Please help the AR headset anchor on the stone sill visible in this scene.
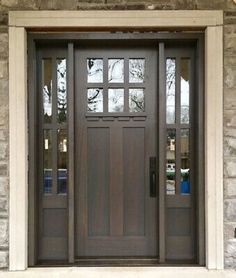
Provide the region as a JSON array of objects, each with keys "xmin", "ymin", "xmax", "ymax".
[{"xmin": 0, "ymin": 267, "xmax": 236, "ymax": 278}]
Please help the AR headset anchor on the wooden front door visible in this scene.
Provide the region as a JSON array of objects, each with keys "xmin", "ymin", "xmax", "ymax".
[
  {"xmin": 31, "ymin": 35, "xmax": 203, "ymax": 265},
  {"xmin": 75, "ymin": 42, "xmax": 158, "ymax": 257}
]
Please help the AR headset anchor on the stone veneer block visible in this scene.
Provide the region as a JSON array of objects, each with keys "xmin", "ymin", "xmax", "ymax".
[
  {"xmin": 225, "ymin": 199, "xmax": 236, "ymax": 221},
  {"xmin": 225, "ymin": 179, "xmax": 236, "ymax": 197},
  {"xmin": 0, "ymin": 251, "xmax": 8, "ymax": 268},
  {"xmin": 0, "ymin": 219, "xmax": 8, "ymax": 247}
]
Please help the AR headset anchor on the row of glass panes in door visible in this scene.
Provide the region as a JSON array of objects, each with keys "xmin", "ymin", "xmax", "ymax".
[{"xmin": 87, "ymin": 58, "xmax": 145, "ymax": 113}]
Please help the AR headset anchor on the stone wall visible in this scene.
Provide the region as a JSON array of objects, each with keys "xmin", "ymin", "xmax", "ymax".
[{"xmin": 0, "ymin": 0, "xmax": 235, "ymax": 270}]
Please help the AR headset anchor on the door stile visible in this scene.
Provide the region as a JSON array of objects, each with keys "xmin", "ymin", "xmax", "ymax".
[
  {"xmin": 158, "ymin": 42, "xmax": 166, "ymax": 263},
  {"xmin": 68, "ymin": 42, "xmax": 75, "ymax": 263},
  {"xmin": 189, "ymin": 49, "xmax": 197, "ymax": 263}
]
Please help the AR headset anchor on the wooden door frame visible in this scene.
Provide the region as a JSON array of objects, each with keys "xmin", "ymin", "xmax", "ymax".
[
  {"xmin": 28, "ymin": 34, "xmax": 203, "ymax": 266},
  {"xmin": 9, "ymin": 10, "xmax": 223, "ymax": 271}
]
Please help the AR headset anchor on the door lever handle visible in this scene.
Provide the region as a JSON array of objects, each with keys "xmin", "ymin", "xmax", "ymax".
[{"xmin": 150, "ymin": 157, "xmax": 157, "ymax": 197}]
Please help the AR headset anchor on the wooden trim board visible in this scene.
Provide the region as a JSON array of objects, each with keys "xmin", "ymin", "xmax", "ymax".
[{"xmin": 8, "ymin": 10, "xmax": 224, "ymax": 271}]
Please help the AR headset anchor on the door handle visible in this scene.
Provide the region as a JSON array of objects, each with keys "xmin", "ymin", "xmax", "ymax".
[{"xmin": 150, "ymin": 157, "xmax": 157, "ymax": 197}]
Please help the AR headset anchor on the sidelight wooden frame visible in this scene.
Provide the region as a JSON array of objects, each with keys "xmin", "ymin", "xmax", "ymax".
[{"xmin": 9, "ymin": 11, "xmax": 223, "ymax": 271}]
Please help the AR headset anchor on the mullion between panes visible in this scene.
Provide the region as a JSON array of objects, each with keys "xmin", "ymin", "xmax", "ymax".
[
  {"xmin": 103, "ymin": 58, "xmax": 108, "ymax": 113},
  {"xmin": 124, "ymin": 57, "xmax": 129, "ymax": 113},
  {"xmin": 52, "ymin": 57, "xmax": 58, "ymax": 195},
  {"xmin": 175, "ymin": 57, "xmax": 181, "ymax": 195}
]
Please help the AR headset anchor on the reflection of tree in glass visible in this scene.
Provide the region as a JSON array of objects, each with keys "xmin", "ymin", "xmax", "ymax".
[
  {"xmin": 87, "ymin": 89, "xmax": 103, "ymax": 112},
  {"xmin": 43, "ymin": 82, "xmax": 52, "ymax": 123},
  {"xmin": 166, "ymin": 59, "xmax": 175, "ymax": 93},
  {"xmin": 57, "ymin": 59, "xmax": 67, "ymax": 123},
  {"xmin": 129, "ymin": 59, "xmax": 145, "ymax": 83},
  {"xmin": 87, "ymin": 59, "xmax": 103, "ymax": 83},
  {"xmin": 181, "ymin": 106, "xmax": 189, "ymax": 123},
  {"xmin": 108, "ymin": 89, "xmax": 124, "ymax": 112},
  {"xmin": 108, "ymin": 59, "xmax": 124, "ymax": 83},
  {"xmin": 166, "ymin": 59, "xmax": 175, "ymax": 124},
  {"xmin": 129, "ymin": 89, "xmax": 144, "ymax": 112}
]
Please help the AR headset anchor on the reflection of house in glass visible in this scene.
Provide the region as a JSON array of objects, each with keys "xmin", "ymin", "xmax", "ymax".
[{"xmin": 166, "ymin": 130, "xmax": 190, "ymax": 195}]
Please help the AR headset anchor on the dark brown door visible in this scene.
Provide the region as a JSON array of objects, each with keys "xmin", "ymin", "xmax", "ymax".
[
  {"xmin": 75, "ymin": 42, "xmax": 158, "ymax": 257},
  {"xmin": 32, "ymin": 37, "xmax": 202, "ymax": 265}
]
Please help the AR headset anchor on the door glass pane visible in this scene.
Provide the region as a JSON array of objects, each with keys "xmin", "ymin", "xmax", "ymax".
[
  {"xmin": 57, "ymin": 59, "xmax": 67, "ymax": 123},
  {"xmin": 181, "ymin": 58, "xmax": 190, "ymax": 124},
  {"xmin": 87, "ymin": 88, "xmax": 103, "ymax": 112},
  {"xmin": 58, "ymin": 129, "xmax": 67, "ymax": 194},
  {"xmin": 44, "ymin": 130, "xmax": 52, "ymax": 194},
  {"xmin": 108, "ymin": 59, "xmax": 124, "ymax": 83},
  {"xmin": 129, "ymin": 59, "xmax": 145, "ymax": 83},
  {"xmin": 181, "ymin": 129, "xmax": 190, "ymax": 194},
  {"xmin": 42, "ymin": 59, "xmax": 52, "ymax": 123},
  {"xmin": 166, "ymin": 129, "xmax": 176, "ymax": 195},
  {"xmin": 108, "ymin": 88, "xmax": 124, "ymax": 112},
  {"xmin": 87, "ymin": 59, "xmax": 103, "ymax": 83},
  {"xmin": 166, "ymin": 58, "xmax": 176, "ymax": 124},
  {"xmin": 129, "ymin": 88, "xmax": 145, "ymax": 112}
]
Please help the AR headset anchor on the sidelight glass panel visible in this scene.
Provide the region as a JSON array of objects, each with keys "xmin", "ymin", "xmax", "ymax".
[
  {"xmin": 42, "ymin": 59, "xmax": 52, "ymax": 123},
  {"xmin": 166, "ymin": 129, "xmax": 176, "ymax": 195},
  {"xmin": 43, "ymin": 130, "xmax": 53, "ymax": 194},
  {"xmin": 87, "ymin": 59, "xmax": 103, "ymax": 83},
  {"xmin": 181, "ymin": 58, "xmax": 190, "ymax": 124},
  {"xmin": 166, "ymin": 58, "xmax": 176, "ymax": 124},
  {"xmin": 181, "ymin": 129, "xmax": 190, "ymax": 194},
  {"xmin": 87, "ymin": 88, "xmax": 103, "ymax": 112},
  {"xmin": 58, "ymin": 129, "xmax": 67, "ymax": 194},
  {"xmin": 108, "ymin": 88, "xmax": 124, "ymax": 112},
  {"xmin": 57, "ymin": 59, "xmax": 67, "ymax": 123},
  {"xmin": 129, "ymin": 88, "xmax": 145, "ymax": 112},
  {"xmin": 129, "ymin": 59, "xmax": 145, "ymax": 83},
  {"xmin": 108, "ymin": 59, "xmax": 124, "ymax": 83}
]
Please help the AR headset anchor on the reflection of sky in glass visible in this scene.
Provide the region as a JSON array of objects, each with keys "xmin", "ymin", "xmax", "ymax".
[
  {"xmin": 87, "ymin": 59, "xmax": 103, "ymax": 83},
  {"xmin": 108, "ymin": 88, "xmax": 124, "ymax": 112},
  {"xmin": 87, "ymin": 88, "xmax": 103, "ymax": 112},
  {"xmin": 57, "ymin": 59, "xmax": 67, "ymax": 123},
  {"xmin": 181, "ymin": 78, "xmax": 189, "ymax": 124},
  {"xmin": 129, "ymin": 88, "xmax": 145, "ymax": 112},
  {"xmin": 181, "ymin": 58, "xmax": 190, "ymax": 124},
  {"xmin": 166, "ymin": 59, "xmax": 175, "ymax": 124},
  {"xmin": 129, "ymin": 59, "xmax": 145, "ymax": 83},
  {"xmin": 108, "ymin": 59, "xmax": 124, "ymax": 83}
]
